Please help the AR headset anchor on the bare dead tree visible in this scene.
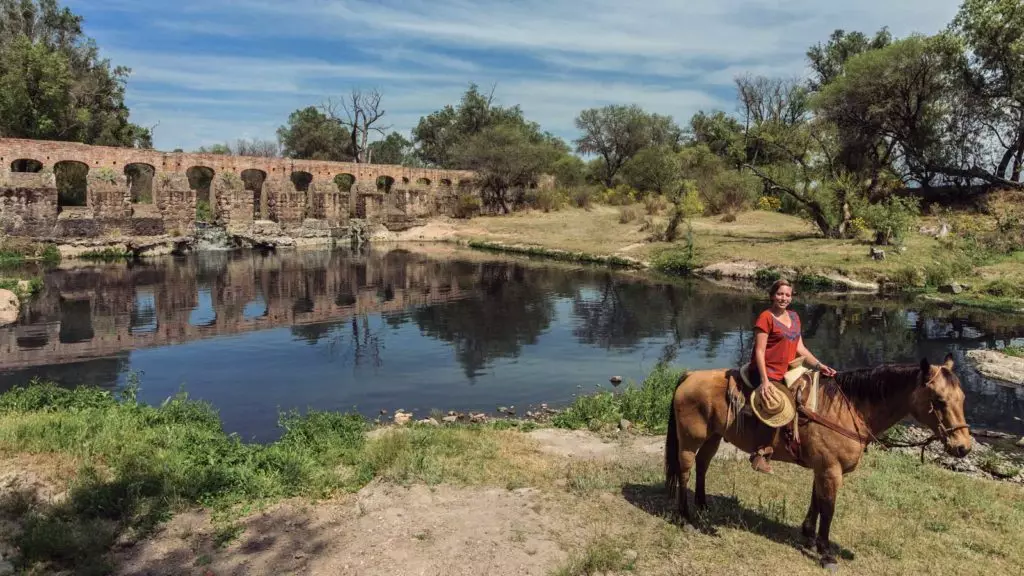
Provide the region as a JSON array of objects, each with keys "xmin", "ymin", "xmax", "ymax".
[{"xmin": 322, "ymin": 89, "xmax": 391, "ymax": 163}]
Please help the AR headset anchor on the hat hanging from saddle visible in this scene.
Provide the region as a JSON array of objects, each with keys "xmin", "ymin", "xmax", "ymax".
[{"xmin": 750, "ymin": 380, "xmax": 796, "ymax": 428}]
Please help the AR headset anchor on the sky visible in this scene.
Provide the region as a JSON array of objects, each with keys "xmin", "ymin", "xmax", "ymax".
[{"xmin": 67, "ymin": 0, "xmax": 964, "ymax": 152}]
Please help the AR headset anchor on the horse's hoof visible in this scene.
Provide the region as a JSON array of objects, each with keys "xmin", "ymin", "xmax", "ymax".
[{"xmin": 821, "ymin": 560, "xmax": 839, "ymax": 573}]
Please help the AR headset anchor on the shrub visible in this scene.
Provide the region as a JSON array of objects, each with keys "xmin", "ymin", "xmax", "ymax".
[
  {"xmin": 643, "ymin": 194, "xmax": 667, "ymax": 215},
  {"xmin": 756, "ymin": 195, "xmax": 782, "ymax": 212},
  {"xmin": 600, "ymin": 185, "xmax": 637, "ymax": 206},
  {"xmin": 195, "ymin": 200, "xmax": 213, "ymax": 223},
  {"xmin": 453, "ymin": 192, "xmax": 481, "ymax": 219},
  {"xmin": 570, "ymin": 187, "xmax": 593, "ymax": 210},
  {"xmin": 524, "ymin": 188, "xmax": 565, "ymax": 212},
  {"xmin": 651, "ymin": 245, "xmax": 696, "ymax": 276},
  {"xmin": 552, "ymin": 363, "xmax": 686, "ymax": 433},
  {"xmin": 862, "ymin": 196, "xmax": 920, "ymax": 246},
  {"xmin": 982, "ymin": 278, "xmax": 1024, "ymax": 299},
  {"xmin": 618, "ymin": 205, "xmax": 641, "ymax": 224}
]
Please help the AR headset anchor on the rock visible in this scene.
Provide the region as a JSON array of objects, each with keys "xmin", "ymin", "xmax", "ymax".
[
  {"xmin": 869, "ymin": 246, "xmax": 885, "ymax": 260},
  {"xmin": 939, "ymin": 282, "xmax": 964, "ymax": 294},
  {"xmin": 393, "ymin": 411, "xmax": 413, "ymax": 425},
  {"xmin": 624, "ymin": 549, "xmax": 639, "ymax": 565},
  {"xmin": 966, "ymin": 350, "xmax": 1024, "ymax": 386},
  {"xmin": 610, "ymin": 376, "xmax": 623, "ymax": 386},
  {"xmin": 937, "ymin": 222, "xmax": 949, "ymax": 238},
  {"xmin": 442, "ymin": 415, "xmax": 458, "ymax": 424},
  {"xmin": 0, "ymin": 289, "xmax": 19, "ymax": 326},
  {"xmin": 1017, "ymin": 437, "xmax": 1024, "ymax": 448},
  {"xmin": 417, "ymin": 418, "xmax": 440, "ymax": 427},
  {"xmin": 469, "ymin": 412, "xmax": 487, "ymax": 423},
  {"xmin": 619, "ymin": 419, "xmax": 633, "ymax": 432}
]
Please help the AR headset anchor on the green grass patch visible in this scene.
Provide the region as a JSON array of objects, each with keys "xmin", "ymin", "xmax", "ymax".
[
  {"xmin": 0, "ymin": 277, "xmax": 43, "ymax": 298},
  {"xmin": 465, "ymin": 240, "xmax": 642, "ymax": 269},
  {"xmin": 552, "ymin": 363, "xmax": 684, "ymax": 433},
  {"xmin": 0, "ymin": 242, "xmax": 60, "ymax": 267},
  {"xmin": 549, "ymin": 535, "xmax": 638, "ymax": 576},
  {"xmin": 1002, "ymin": 346, "xmax": 1024, "ymax": 358},
  {"xmin": 76, "ymin": 248, "xmax": 133, "ymax": 262}
]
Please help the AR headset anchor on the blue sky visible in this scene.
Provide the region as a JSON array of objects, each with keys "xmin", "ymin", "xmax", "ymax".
[{"xmin": 68, "ymin": 0, "xmax": 963, "ymax": 152}]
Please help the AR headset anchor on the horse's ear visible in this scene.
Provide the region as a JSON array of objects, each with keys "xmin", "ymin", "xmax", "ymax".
[
  {"xmin": 943, "ymin": 353, "xmax": 955, "ymax": 371},
  {"xmin": 920, "ymin": 357, "xmax": 931, "ymax": 375}
]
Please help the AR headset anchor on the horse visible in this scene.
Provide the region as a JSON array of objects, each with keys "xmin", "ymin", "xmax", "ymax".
[{"xmin": 664, "ymin": 354, "xmax": 973, "ymax": 570}]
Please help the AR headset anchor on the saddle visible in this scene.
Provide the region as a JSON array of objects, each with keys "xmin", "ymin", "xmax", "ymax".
[{"xmin": 727, "ymin": 358, "xmax": 822, "ymax": 461}]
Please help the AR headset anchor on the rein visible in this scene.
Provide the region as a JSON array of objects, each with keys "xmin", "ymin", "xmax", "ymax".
[{"xmin": 803, "ymin": 373, "xmax": 970, "ymax": 463}]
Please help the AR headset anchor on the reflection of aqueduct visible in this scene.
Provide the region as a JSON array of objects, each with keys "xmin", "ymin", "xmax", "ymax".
[
  {"xmin": 0, "ymin": 138, "xmax": 476, "ymax": 238},
  {"xmin": 0, "ymin": 250, "xmax": 471, "ymax": 370}
]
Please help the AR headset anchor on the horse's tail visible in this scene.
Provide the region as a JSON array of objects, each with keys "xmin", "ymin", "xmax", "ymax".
[{"xmin": 665, "ymin": 373, "xmax": 685, "ymax": 497}]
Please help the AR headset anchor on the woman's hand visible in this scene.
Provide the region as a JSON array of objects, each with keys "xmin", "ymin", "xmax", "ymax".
[
  {"xmin": 757, "ymin": 381, "xmax": 779, "ymax": 403},
  {"xmin": 817, "ymin": 363, "xmax": 837, "ymax": 377}
]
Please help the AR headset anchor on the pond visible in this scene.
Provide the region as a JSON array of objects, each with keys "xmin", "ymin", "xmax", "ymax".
[{"xmin": 1, "ymin": 246, "xmax": 1022, "ymax": 442}]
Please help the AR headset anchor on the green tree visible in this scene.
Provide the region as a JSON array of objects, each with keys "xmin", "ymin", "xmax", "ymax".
[
  {"xmin": 550, "ymin": 155, "xmax": 587, "ymax": 188},
  {"xmin": 806, "ymin": 28, "xmax": 893, "ymax": 91},
  {"xmin": 195, "ymin": 143, "xmax": 232, "ymax": 155},
  {"xmin": 687, "ymin": 110, "xmax": 744, "ymax": 165},
  {"xmin": 621, "ymin": 145, "xmax": 681, "ymax": 195},
  {"xmin": 574, "ymin": 104, "xmax": 682, "ymax": 187},
  {"xmin": 368, "ymin": 131, "xmax": 413, "ymax": 165},
  {"xmin": 0, "ymin": 0, "xmax": 150, "ymax": 147},
  {"xmin": 951, "ymin": 0, "xmax": 1024, "ymax": 183},
  {"xmin": 412, "ymin": 83, "xmax": 530, "ymax": 168},
  {"xmin": 276, "ymin": 106, "xmax": 352, "ymax": 161},
  {"xmin": 453, "ymin": 124, "xmax": 563, "ymax": 213}
]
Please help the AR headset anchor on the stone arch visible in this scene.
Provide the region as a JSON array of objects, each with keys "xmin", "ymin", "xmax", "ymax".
[
  {"xmin": 334, "ymin": 173, "xmax": 355, "ymax": 193},
  {"xmin": 290, "ymin": 171, "xmax": 313, "ymax": 192},
  {"xmin": 242, "ymin": 169, "xmax": 268, "ymax": 220},
  {"xmin": 186, "ymin": 166, "xmax": 215, "ymax": 223},
  {"xmin": 440, "ymin": 178, "xmax": 453, "ymax": 188},
  {"xmin": 416, "ymin": 177, "xmax": 431, "ymax": 186},
  {"xmin": 10, "ymin": 159, "xmax": 43, "ymax": 173},
  {"xmin": 124, "ymin": 163, "xmax": 155, "ymax": 204},
  {"xmin": 54, "ymin": 160, "xmax": 89, "ymax": 209},
  {"xmin": 401, "ymin": 177, "xmax": 410, "ymax": 185},
  {"xmin": 376, "ymin": 175, "xmax": 395, "ymax": 193}
]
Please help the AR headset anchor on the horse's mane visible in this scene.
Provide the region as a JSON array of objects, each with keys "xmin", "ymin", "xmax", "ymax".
[{"xmin": 830, "ymin": 364, "xmax": 922, "ymax": 403}]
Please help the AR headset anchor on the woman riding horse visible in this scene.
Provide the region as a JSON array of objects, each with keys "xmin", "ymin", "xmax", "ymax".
[{"xmin": 749, "ymin": 279, "xmax": 837, "ymax": 474}]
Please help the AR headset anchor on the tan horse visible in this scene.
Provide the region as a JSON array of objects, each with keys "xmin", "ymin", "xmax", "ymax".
[{"xmin": 665, "ymin": 354, "xmax": 973, "ymax": 569}]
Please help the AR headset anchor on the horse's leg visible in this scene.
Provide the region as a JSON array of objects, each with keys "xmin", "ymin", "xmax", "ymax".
[
  {"xmin": 801, "ymin": 483, "xmax": 819, "ymax": 542},
  {"xmin": 814, "ymin": 467, "xmax": 844, "ymax": 569},
  {"xmin": 694, "ymin": 434, "xmax": 722, "ymax": 511},
  {"xmin": 676, "ymin": 445, "xmax": 698, "ymax": 523}
]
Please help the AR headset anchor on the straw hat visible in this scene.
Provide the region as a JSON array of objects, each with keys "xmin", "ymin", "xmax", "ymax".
[{"xmin": 750, "ymin": 381, "xmax": 796, "ymax": 428}]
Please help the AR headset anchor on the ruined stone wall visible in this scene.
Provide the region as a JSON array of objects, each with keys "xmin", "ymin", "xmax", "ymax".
[
  {"xmin": 1, "ymin": 137, "xmax": 480, "ymax": 239},
  {"xmin": 0, "ymin": 173, "xmax": 59, "ymax": 237}
]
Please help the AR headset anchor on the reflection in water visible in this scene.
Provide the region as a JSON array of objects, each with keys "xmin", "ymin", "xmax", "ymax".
[{"xmin": 0, "ymin": 247, "xmax": 1022, "ymax": 441}]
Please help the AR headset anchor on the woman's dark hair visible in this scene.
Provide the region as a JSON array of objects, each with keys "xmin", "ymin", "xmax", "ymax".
[{"xmin": 768, "ymin": 279, "xmax": 792, "ymax": 297}]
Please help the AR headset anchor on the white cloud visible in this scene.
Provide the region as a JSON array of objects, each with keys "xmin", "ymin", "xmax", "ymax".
[{"xmin": 75, "ymin": 0, "xmax": 965, "ymax": 150}]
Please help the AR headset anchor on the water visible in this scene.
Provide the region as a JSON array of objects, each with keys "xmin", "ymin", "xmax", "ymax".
[{"xmin": 2, "ymin": 246, "xmax": 1022, "ymax": 442}]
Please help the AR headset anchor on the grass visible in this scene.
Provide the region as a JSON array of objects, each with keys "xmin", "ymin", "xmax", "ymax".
[
  {"xmin": 0, "ymin": 241, "xmax": 60, "ymax": 267},
  {"xmin": 552, "ymin": 362, "xmax": 684, "ymax": 433},
  {"xmin": 76, "ymin": 248, "xmax": 133, "ymax": 262},
  {"xmin": 0, "ymin": 277, "xmax": 43, "ymax": 298},
  {"xmin": 1, "ymin": 376, "xmax": 1023, "ymax": 575},
  {"xmin": 1002, "ymin": 346, "xmax": 1024, "ymax": 358}
]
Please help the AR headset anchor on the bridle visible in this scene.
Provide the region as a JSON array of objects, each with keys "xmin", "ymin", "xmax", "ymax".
[{"xmin": 879, "ymin": 374, "xmax": 971, "ymax": 463}]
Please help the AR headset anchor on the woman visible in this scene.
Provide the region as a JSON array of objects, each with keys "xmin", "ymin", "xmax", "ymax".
[{"xmin": 749, "ymin": 279, "xmax": 837, "ymax": 474}]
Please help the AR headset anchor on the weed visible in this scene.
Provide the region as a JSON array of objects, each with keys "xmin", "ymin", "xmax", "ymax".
[
  {"xmin": 77, "ymin": 248, "xmax": 133, "ymax": 262},
  {"xmin": 618, "ymin": 204, "xmax": 641, "ymax": 224},
  {"xmin": 552, "ymin": 363, "xmax": 685, "ymax": 433},
  {"xmin": 1002, "ymin": 346, "xmax": 1024, "ymax": 358},
  {"xmin": 550, "ymin": 536, "xmax": 637, "ymax": 576}
]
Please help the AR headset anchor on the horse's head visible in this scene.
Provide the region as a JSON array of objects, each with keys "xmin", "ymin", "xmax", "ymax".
[{"xmin": 909, "ymin": 354, "xmax": 973, "ymax": 458}]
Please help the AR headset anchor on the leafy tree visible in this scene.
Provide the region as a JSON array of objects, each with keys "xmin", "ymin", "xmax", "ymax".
[
  {"xmin": 276, "ymin": 106, "xmax": 352, "ymax": 161},
  {"xmin": 574, "ymin": 105, "xmax": 682, "ymax": 187},
  {"xmin": 453, "ymin": 124, "xmax": 563, "ymax": 213},
  {"xmin": 368, "ymin": 131, "xmax": 414, "ymax": 165},
  {"xmin": 687, "ymin": 110, "xmax": 745, "ymax": 165},
  {"xmin": 550, "ymin": 155, "xmax": 587, "ymax": 188},
  {"xmin": 195, "ymin": 143, "xmax": 232, "ymax": 155},
  {"xmin": 412, "ymin": 83, "xmax": 529, "ymax": 168},
  {"xmin": 0, "ymin": 0, "xmax": 150, "ymax": 147},
  {"xmin": 679, "ymin": 145, "xmax": 759, "ymax": 215},
  {"xmin": 951, "ymin": 0, "xmax": 1024, "ymax": 183},
  {"xmin": 806, "ymin": 28, "xmax": 893, "ymax": 91},
  {"xmin": 621, "ymin": 145, "xmax": 681, "ymax": 195}
]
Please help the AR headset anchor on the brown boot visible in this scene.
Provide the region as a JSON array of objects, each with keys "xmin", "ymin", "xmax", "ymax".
[{"xmin": 750, "ymin": 449, "xmax": 774, "ymax": 474}]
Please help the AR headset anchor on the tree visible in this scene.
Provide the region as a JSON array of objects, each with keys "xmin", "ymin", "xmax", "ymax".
[
  {"xmin": 687, "ymin": 110, "xmax": 744, "ymax": 165},
  {"xmin": 453, "ymin": 124, "xmax": 563, "ymax": 213},
  {"xmin": 323, "ymin": 88, "xmax": 390, "ymax": 163},
  {"xmin": 574, "ymin": 105, "xmax": 682, "ymax": 187},
  {"xmin": 550, "ymin": 155, "xmax": 587, "ymax": 188},
  {"xmin": 621, "ymin": 146, "xmax": 681, "ymax": 195},
  {"xmin": 679, "ymin": 145, "xmax": 759, "ymax": 215},
  {"xmin": 412, "ymin": 83, "xmax": 530, "ymax": 168},
  {"xmin": 234, "ymin": 138, "xmax": 279, "ymax": 157},
  {"xmin": 368, "ymin": 131, "xmax": 413, "ymax": 165},
  {"xmin": 276, "ymin": 106, "xmax": 352, "ymax": 161},
  {"xmin": 951, "ymin": 0, "xmax": 1024, "ymax": 183},
  {"xmin": 0, "ymin": 0, "xmax": 150, "ymax": 147},
  {"xmin": 806, "ymin": 28, "xmax": 893, "ymax": 91},
  {"xmin": 195, "ymin": 143, "xmax": 232, "ymax": 155}
]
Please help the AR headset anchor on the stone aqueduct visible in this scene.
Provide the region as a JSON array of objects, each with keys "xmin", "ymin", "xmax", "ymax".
[{"xmin": 0, "ymin": 138, "xmax": 476, "ymax": 238}]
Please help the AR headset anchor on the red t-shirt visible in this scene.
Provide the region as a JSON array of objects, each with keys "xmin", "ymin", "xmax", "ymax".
[{"xmin": 751, "ymin": 309, "xmax": 801, "ymax": 381}]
